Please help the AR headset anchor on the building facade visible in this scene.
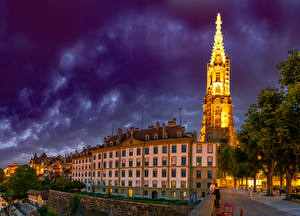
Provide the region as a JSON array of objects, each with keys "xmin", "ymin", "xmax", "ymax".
[
  {"xmin": 199, "ymin": 13, "xmax": 236, "ymax": 146},
  {"xmin": 72, "ymin": 119, "xmax": 218, "ymax": 201}
]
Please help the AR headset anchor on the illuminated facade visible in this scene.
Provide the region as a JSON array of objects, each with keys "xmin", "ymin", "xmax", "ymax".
[
  {"xmin": 4, "ymin": 162, "xmax": 19, "ymax": 177},
  {"xmin": 71, "ymin": 119, "xmax": 218, "ymax": 201},
  {"xmin": 200, "ymin": 13, "xmax": 236, "ymax": 146}
]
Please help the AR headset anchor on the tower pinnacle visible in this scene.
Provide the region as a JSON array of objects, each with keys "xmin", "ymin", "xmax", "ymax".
[{"xmin": 210, "ymin": 13, "xmax": 225, "ymax": 66}]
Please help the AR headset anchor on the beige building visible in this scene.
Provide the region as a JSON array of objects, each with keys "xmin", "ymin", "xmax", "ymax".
[
  {"xmin": 0, "ymin": 194, "xmax": 8, "ymax": 210},
  {"xmin": 72, "ymin": 119, "xmax": 218, "ymax": 201}
]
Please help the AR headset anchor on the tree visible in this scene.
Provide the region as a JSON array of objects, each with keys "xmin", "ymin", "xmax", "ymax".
[
  {"xmin": 50, "ymin": 178, "xmax": 85, "ymax": 192},
  {"xmin": 0, "ymin": 168, "xmax": 6, "ymax": 186},
  {"xmin": 7, "ymin": 165, "xmax": 39, "ymax": 198},
  {"xmin": 238, "ymin": 122, "xmax": 262, "ymax": 192},
  {"xmin": 276, "ymin": 50, "xmax": 300, "ymax": 199}
]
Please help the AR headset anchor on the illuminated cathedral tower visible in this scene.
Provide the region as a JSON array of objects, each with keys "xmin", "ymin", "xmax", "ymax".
[{"xmin": 199, "ymin": 13, "xmax": 236, "ymax": 146}]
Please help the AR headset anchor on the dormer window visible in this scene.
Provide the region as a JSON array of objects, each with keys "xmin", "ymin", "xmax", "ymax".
[
  {"xmin": 154, "ymin": 134, "xmax": 158, "ymax": 140},
  {"xmin": 177, "ymin": 132, "xmax": 182, "ymax": 138},
  {"xmin": 163, "ymin": 133, "xmax": 167, "ymax": 139},
  {"xmin": 145, "ymin": 135, "xmax": 150, "ymax": 141}
]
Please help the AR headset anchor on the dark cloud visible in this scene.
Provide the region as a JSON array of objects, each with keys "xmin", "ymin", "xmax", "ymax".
[{"xmin": 0, "ymin": 0, "xmax": 299, "ymax": 168}]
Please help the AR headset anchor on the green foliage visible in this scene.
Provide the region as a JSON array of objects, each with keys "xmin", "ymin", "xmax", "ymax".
[
  {"xmin": 0, "ymin": 168, "xmax": 6, "ymax": 186},
  {"xmin": 38, "ymin": 205, "xmax": 48, "ymax": 216},
  {"xmin": 71, "ymin": 194, "xmax": 81, "ymax": 214},
  {"xmin": 7, "ymin": 165, "xmax": 39, "ymax": 199},
  {"xmin": 46, "ymin": 208, "xmax": 56, "ymax": 216},
  {"xmin": 277, "ymin": 50, "xmax": 300, "ymax": 87},
  {"xmin": 50, "ymin": 178, "xmax": 85, "ymax": 192}
]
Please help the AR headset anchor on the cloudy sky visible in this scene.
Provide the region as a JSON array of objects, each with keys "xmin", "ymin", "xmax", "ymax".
[{"xmin": 0, "ymin": 0, "xmax": 299, "ymax": 168}]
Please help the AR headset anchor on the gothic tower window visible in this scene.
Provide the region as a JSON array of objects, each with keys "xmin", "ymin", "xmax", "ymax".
[{"xmin": 215, "ymin": 105, "xmax": 221, "ymax": 127}]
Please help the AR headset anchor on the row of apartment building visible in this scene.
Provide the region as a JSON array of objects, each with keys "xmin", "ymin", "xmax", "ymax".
[{"xmin": 70, "ymin": 118, "xmax": 218, "ymax": 201}]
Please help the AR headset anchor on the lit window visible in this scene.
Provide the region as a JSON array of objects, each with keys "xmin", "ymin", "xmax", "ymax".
[
  {"xmin": 196, "ymin": 157, "xmax": 202, "ymax": 166},
  {"xmin": 162, "ymin": 146, "xmax": 167, "ymax": 153},
  {"xmin": 181, "ymin": 181, "xmax": 186, "ymax": 188},
  {"xmin": 197, "ymin": 145, "xmax": 202, "ymax": 153},
  {"xmin": 171, "ymin": 181, "xmax": 176, "ymax": 188},
  {"xmin": 162, "ymin": 181, "xmax": 167, "ymax": 188},
  {"xmin": 172, "ymin": 145, "xmax": 177, "ymax": 153},
  {"xmin": 207, "ymin": 145, "xmax": 213, "ymax": 153},
  {"xmin": 207, "ymin": 156, "xmax": 213, "ymax": 166},
  {"xmin": 153, "ymin": 180, "xmax": 157, "ymax": 187},
  {"xmin": 171, "ymin": 156, "xmax": 177, "ymax": 166}
]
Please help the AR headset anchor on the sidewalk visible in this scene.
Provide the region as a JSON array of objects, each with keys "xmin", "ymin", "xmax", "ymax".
[
  {"xmin": 235, "ymin": 189, "xmax": 300, "ymax": 216},
  {"xmin": 214, "ymin": 189, "xmax": 287, "ymax": 216}
]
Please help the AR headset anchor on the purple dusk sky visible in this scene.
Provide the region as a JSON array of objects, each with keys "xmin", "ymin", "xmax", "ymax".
[{"xmin": 0, "ymin": 0, "xmax": 299, "ymax": 168}]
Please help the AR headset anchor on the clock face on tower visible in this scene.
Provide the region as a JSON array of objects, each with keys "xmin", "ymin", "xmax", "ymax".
[{"xmin": 199, "ymin": 14, "xmax": 236, "ymax": 146}]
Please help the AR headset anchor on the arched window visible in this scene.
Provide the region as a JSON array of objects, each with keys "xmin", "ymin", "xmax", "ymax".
[
  {"xmin": 171, "ymin": 156, "xmax": 177, "ymax": 166},
  {"xmin": 215, "ymin": 106, "xmax": 221, "ymax": 126}
]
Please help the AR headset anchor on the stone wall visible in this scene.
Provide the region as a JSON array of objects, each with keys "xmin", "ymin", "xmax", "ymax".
[{"xmin": 47, "ymin": 190, "xmax": 194, "ymax": 216}]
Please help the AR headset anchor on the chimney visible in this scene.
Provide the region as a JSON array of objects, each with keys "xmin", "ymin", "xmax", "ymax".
[
  {"xmin": 156, "ymin": 121, "xmax": 160, "ymax": 128},
  {"xmin": 135, "ymin": 128, "xmax": 139, "ymax": 131}
]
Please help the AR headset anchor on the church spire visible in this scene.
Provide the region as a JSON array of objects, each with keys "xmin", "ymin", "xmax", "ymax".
[{"xmin": 210, "ymin": 13, "xmax": 226, "ymax": 66}]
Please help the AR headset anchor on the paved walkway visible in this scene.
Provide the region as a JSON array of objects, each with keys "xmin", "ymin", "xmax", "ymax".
[
  {"xmin": 236, "ymin": 190, "xmax": 300, "ymax": 216},
  {"xmin": 213, "ymin": 189, "xmax": 292, "ymax": 216}
]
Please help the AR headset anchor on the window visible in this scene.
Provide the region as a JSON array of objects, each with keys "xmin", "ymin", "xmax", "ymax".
[
  {"xmin": 207, "ymin": 170, "xmax": 212, "ymax": 179},
  {"xmin": 122, "ymin": 150, "xmax": 126, "ymax": 157},
  {"xmin": 162, "ymin": 169, "xmax": 167, "ymax": 177},
  {"xmin": 181, "ymin": 181, "xmax": 186, "ymax": 188},
  {"xmin": 109, "ymin": 152, "xmax": 113, "ymax": 158},
  {"xmin": 93, "ymin": 155, "xmax": 96, "ymax": 160},
  {"xmin": 207, "ymin": 156, "xmax": 213, "ymax": 166},
  {"xmin": 171, "ymin": 156, "xmax": 177, "ymax": 166},
  {"xmin": 103, "ymin": 162, "xmax": 106, "ymax": 168},
  {"xmin": 153, "ymin": 158, "xmax": 158, "ymax": 166},
  {"xmin": 104, "ymin": 153, "xmax": 107, "ymax": 159},
  {"xmin": 115, "ymin": 151, "xmax": 119, "ymax": 157},
  {"xmin": 122, "ymin": 170, "xmax": 125, "ymax": 177},
  {"xmin": 196, "ymin": 145, "xmax": 202, "ymax": 153},
  {"xmin": 109, "ymin": 161, "xmax": 112, "ymax": 168},
  {"xmin": 172, "ymin": 145, "xmax": 177, "ymax": 153},
  {"xmin": 177, "ymin": 132, "xmax": 182, "ymax": 138},
  {"xmin": 144, "ymin": 170, "xmax": 149, "ymax": 177},
  {"xmin": 136, "ymin": 158, "xmax": 141, "ymax": 167},
  {"xmin": 103, "ymin": 172, "xmax": 106, "ymax": 177},
  {"xmin": 153, "ymin": 180, "xmax": 157, "ymax": 187},
  {"xmin": 129, "ymin": 170, "xmax": 133, "ymax": 178},
  {"xmin": 129, "ymin": 149, "xmax": 133, "ymax": 156},
  {"xmin": 196, "ymin": 170, "xmax": 201, "ymax": 178},
  {"xmin": 145, "ymin": 135, "xmax": 149, "ymax": 141},
  {"xmin": 98, "ymin": 171, "xmax": 101, "ymax": 177},
  {"xmin": 144, "ymin": 190, "xmax": 148, "ymax": 196},
  {"xmin": 162, "ymin": 191, "xmax": 166, "ymax": 197},
  {"xmin": 122, "ymin": 159, "xmax": 126, "ymax": 167},
  {"xmin": 115, "ymin": 181, "xmax": 119, "ymax": 186},
  {"xmin": 145, "ymin": 158, "xmax": 149, "ymax": 166},
  {"xmin": 98, "ymin": 162, "xmax": 101, "ymax": 169},
  {"xmin": 181, "ymin": 156, "xmax": 186, "ymax": 165},
  {"xmin": 145, "ymin": 147, "xmax": 149, "ymax": 155},
  {"xmin": 181, "ymin": 145, "xmax": 187, "ymax": 153},
  {"xmin": 196, "ymin": 182, "xmax": 201, "ymax": 188},
  {"xmin": 129, "ymin": 159, "xmax": 133, "ymax": 167},
  {"xmin": 162, "ymin": 181, "xmax": 167, "ymax": 188},
  {"xmin": 136, "ymin": 180, "xmax": 140, "ymax": 187},
  {"xmin": 163, "ymin": 134, "xmax": 167, "ymax": 139},
  {"xmin": 171, "ymin": 181, "xmax": 176, "ymax": 188},
  {"xmin": 93, "ymin": 171, "xmax": 95, "ymax": 177},
  {"xmin": 153, "ymin": 169, "xmax": 157, "ymax": 177},
  {"xmin": 98, "ymin": 153, "xmax": 101, "ymax": 159},
  {"xmin": 137, "ymin": 148, "xmax": 141, "ymax": 155},
  {"xmin": 154, "ymin": 134, "xmax": 158, "ymax": 140},
  {"xmin": 171, "ymin": 169, "xmax": 176, "ymax": 177},
  {"xmin": 115, "ymin": 170, "xmax": 118, "ymax": 177},
  {"xmin": 115, "ymin": 160, "xmax": 119, "ymax": 168},
  {"xmin": 136, "ymin": 170, "xmax": 140, "ymax": 177},
  {"xmin": 93, "ymin": 163, "xmax": 96, "ymax": 169},
  {"xmin": 109, "ymin": 171, "xmax": 112, "ymax": 177},
  {"xmin": 207, "ymin": 145, "xmax": 213, "ymax": 153},
  {"xmin": 153, "ymin": 146, "xmax": 158, "ymax": 154},
  {"xmin": 196, "ymin": 157, "xmax": 202, "ymax": 166},
  {"xmin": 181, "ymin": 169, "xmax": 186, "ymax": 177},
  {"xmin": 122, "ymin": 180, "xmax": 125, "ymax": 186},
  {"xmin": 162, "ymin": 146, "xmax": 167, "ymax": 153},
  {"xmin": 162, "ymin": 157, "xmax": 167, "ymax": 166},
  {"xmin": 144, "ymin": 181, "xmax": 149, "ymax": 187}
]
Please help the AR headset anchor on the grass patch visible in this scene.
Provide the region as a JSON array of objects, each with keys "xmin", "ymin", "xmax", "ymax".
[{"xmin": 74, "ymin": 192, "xmax": 188, "ymax": 205}]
